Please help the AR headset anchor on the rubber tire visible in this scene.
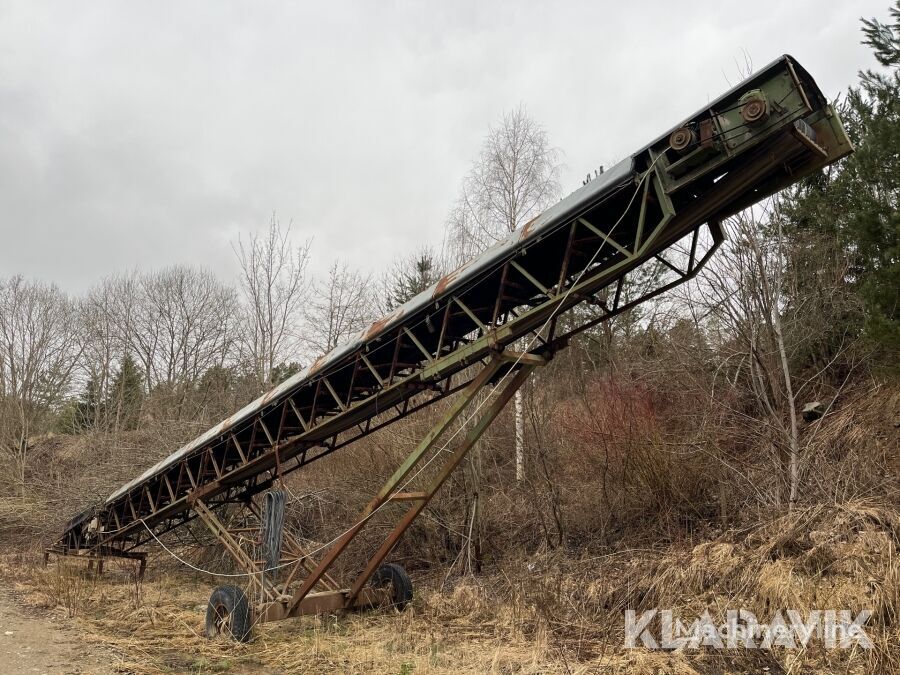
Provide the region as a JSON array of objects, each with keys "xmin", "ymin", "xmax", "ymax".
[
  {"xmin": 205, "ymin": 585, "xmax": 252, "ymax": 642},
  {"xmin": 372, "ymin": 563, "xmax": 413, "ymax": 610}
]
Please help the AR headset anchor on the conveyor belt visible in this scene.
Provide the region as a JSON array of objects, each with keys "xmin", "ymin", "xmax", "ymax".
[{"xmin": 55, "ymin": 55, "xmax": 851, "ymax": 557}]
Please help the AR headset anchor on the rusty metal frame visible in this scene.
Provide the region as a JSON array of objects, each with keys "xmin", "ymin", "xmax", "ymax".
[
  {"xmin": 173, "ymin": 352, "xmax": 539, "ymax": 624},
  {"xmin": 43, "ymin": 547, "xmax": 147, "ymax": 579},
  {"xmin": 54, "ymin": 148, "xmax": 771, "ymax": 559},
  {"xmin": 48, "ymin": 55, "xmax": 852, "ymax": 631}
]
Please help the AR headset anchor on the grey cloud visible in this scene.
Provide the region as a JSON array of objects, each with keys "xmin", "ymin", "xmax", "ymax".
[{"xmin": 0, "ymin": 0, "xmax": 885, "ymax": 293}]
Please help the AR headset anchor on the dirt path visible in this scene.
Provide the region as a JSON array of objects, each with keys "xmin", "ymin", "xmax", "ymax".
[{"xmin": 0, "ymin": 591, "xmax": 114, "ymax": 675}]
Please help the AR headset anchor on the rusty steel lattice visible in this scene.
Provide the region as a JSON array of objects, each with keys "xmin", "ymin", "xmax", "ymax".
[{"xmin": 49, "ymin": 55, "xmax": 851, "ymax": 634}]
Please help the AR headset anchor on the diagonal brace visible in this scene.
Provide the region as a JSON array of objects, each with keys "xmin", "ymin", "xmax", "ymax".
[
  {"xmin": 347, "ymin": 362, "xmax": 537, "ymax": 602},
  {"xmin": 283, "ymin": 355, "xmax": 507, "ymax": 613}
]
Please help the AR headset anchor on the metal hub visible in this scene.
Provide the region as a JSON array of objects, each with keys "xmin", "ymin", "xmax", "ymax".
[
  {"xmin": 739, "ymin": 91, "xmax": 769, "ymax": 124},
  {"xmin": 669, "ymin": 127, "xmax": 696, "ymax": 153}
]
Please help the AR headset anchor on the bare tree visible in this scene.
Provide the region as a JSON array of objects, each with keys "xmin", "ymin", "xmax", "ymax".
[
  {"xmin": 0, "ymin": 276, "xmax": 82, "ymax": 494},
  {"xmin": 443, "ymin": 104, "xmax": 562, "ymax": 481},
  {"xmin": 681, "ymin": 208, "xmax": 856, "ymax": 509},
  {"xmin": 233, "ymin": 215, "xmax": 311, "ymax": 387},
  {"xmin": 130, "ymin": 265, "xmax": 236, "ymax": 395},
  {"xmin": 76, "ymin": 273, "xmax": 139, "ymax": 431},
  {"xmin": 304, "ymin": 260, "xmax": 375, "ymax": 355}
]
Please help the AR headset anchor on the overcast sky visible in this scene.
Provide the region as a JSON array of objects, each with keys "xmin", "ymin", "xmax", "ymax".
[{"xmin": 0, "ymin": 1, "xmax": 886, "ymax": 293}]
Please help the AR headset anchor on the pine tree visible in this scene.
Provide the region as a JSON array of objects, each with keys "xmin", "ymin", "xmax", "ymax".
[
  {"xmin": 270, "ymin": 361, "xmax": 302, "ymax": 386},
  {"xmin": 388, "ymin": 250, "xmax": 438, "ymax": 309},
  {"xmin": 777, "ymin": 2, "xmax": 899, "ymax": 360},
  {"xmin": 108, "ymin": 353, "xmax": 144, "ymax": 431},
  {"xmin": 55, "ymin": 376, "xmax": 101, "ymax": 433}
]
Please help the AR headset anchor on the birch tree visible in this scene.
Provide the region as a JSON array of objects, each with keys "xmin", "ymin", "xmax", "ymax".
[
  {"xmin": 304, "ymin": 260, "xmax": 374, "ymax": 355},
  {"xmin": 687, "ymin": 211, "xmax": 811, "ymax": 508},
  {"xmin": 234, "ymin": 215, "xmax": 311, "ymax": 388},
  {"xmin": 444, "ymin": 104, "xmax": 561, "ymax": 481}
]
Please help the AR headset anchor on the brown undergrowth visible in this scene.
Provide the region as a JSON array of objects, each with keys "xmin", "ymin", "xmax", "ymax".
[{"xmin": 1, "ymin": 500, "xmax": 897, "ymax": 674}]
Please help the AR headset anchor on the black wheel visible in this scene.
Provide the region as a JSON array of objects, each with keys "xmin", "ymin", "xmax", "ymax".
[
  {"xmin": 205, "ymin": 585, "xmax": 252, "ymax": 641},
  {"xmin": 372, "ymin": 562, "xmax": 413, "ymax": 610}
]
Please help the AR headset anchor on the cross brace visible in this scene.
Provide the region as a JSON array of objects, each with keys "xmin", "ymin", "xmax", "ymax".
[{"xmin": 188, "ymin": 351, "xmax": 540, "ymax": 623}]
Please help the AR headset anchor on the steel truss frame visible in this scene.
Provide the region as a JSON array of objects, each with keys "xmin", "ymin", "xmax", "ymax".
[
  {"xmin": 57, "ymin": 158, "xmax": 727, "ymax": 559},
  {"xmin": 49, "ymin": 158, "xmax": 727, "ymax": 619},
  {"xmin": 48, "ymin": 156, "xmax": 727, "ymax": 595},
  {"xmin": 186, "ymin": 352, "xmax": 540, "ymax": 622},
  {"xmin": 47, "ymin": 56, "xmax": 852, "ymax": 637},
  {"xmin": 50, "ymin": 153, "xmax": 735, "ymax": 569}
]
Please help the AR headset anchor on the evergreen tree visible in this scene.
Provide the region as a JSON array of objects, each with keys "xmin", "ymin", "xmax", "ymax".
[
  {"xmin": 55, "ymin": 376, "xmax": 101, "ymax": 433},
  {"xmin": 388, "ymin": 249, "xmax": 438, "ymax": 309},
  {"xmin": 270, "ymin": 361, "xmax": 302, "ymax": 386},
  {"xmin": 777, "ymin": 2, "xmax": 899, "ymax": 360},
  {"xmin": 108, "ymin": 353, "xmax": 144, "ymax": 430},
  {"xmin": 197, "ymin": 364, "xmax": 233, "ymax": 397}
]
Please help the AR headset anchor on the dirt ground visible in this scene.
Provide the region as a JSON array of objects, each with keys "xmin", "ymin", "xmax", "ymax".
[{"xmin": 0, "ymin": 589, "xmax": 113, "ymax": 675}]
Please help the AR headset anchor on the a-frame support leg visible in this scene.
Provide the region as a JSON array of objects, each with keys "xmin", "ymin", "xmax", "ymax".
[
  {"xmin": 347, "ymin": 362, "xmax": 536, "ymax": 602},
  {"xmin": 257, "ymin": 353, "xmax": 540, "ymax": 623}
]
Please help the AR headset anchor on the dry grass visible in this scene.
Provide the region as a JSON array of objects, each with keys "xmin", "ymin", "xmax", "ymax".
[
  {"xmin": 2, "ymin": 558, "xmax": 580, "ymax": 674},
  {"xmin": 0, "ymin": 499, "xmax": 897, "ymax": 674},
  {"xmin": 0, "ymin": 377, "xmax": 894, "ymax": 673}
]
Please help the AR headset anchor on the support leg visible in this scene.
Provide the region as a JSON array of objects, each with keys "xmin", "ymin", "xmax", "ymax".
[
  {"xmin": 264, "ymin": 356, "xmax": 539, "ymax": 622},
  {"xmin": 348, "ymin": 363, "xmax": 536, "ymax": 601},
  {"xmin": 284, "ymin": 357, "xmax": 506, "ymax": 614}
]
